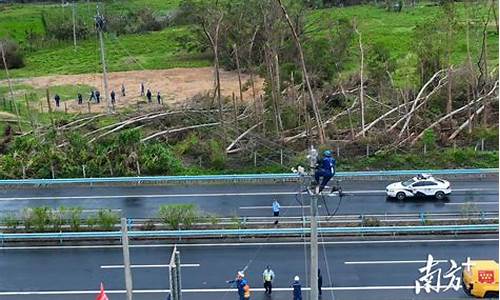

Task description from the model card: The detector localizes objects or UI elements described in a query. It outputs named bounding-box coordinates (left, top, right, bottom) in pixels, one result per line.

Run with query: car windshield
left=402, top=179, right=415, bottom=187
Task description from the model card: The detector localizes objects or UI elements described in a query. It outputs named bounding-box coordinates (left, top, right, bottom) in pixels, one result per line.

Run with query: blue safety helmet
left=323, top=150, right=333, bottom=157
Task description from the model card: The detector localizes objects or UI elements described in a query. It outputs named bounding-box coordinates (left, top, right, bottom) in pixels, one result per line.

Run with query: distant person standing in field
left=121, top=83, right=126, bottom=96
left=140, top=82, right=145, bottom=96
left=95, top=90, right=101, bottom=104
left=77, top=93, right=83, bottom=105
left=54, top=94, right=61, bottom=107
left=89, top=90, right=96, bottom=102
left=157, top=91, right=162, bottom=104
left=110, top=90, right=116, bottom=105
left=146, top=89, right=152, bottom=103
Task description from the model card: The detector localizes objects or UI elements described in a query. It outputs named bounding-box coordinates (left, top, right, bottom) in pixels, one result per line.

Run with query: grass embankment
left=309, top=3, right=498, bottom=85
left=0, top=2, right=497, bottom=79
left=0, top=0, right=209, bottom=79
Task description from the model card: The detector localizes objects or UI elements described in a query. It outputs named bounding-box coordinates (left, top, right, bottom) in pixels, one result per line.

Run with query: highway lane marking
left=445, top=202, right=498, bottom=205
left=240, top=205, right=313, bottom=209
left=0, top=285, right=447, bottom=295
left=0, top=188, right=496, bottom=201
left=101, top=263, right=200, bottom=269
left=1, top=238, right=497, bottom=250
left=345, top=260, right=448, bottom=265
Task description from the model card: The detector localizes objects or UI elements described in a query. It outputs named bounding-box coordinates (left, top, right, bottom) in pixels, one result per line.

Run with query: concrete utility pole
left=95, top=5, right=112, bottom=114
left=121, top=218, right=133, bottom=300
left=308, top=145, right=319, bottom=300
left=0, top=42, right=22, bottom=133
left=169, top=246, right=182, bottom=300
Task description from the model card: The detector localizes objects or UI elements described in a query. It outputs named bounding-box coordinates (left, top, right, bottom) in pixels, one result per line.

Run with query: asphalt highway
left=0, top=235, right=498, bottom=300
left=0, top=179, right=498, bottom=218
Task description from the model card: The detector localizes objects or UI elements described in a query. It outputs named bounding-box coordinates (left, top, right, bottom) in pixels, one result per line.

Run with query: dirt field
left=15, top=67, right=264, bottom=114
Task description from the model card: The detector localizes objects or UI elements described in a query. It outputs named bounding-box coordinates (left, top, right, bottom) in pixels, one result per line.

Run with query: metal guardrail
left=0, top=224, right=497, bottom=242
left=2, top=212, right=498, bottom=232
left=0, top=168, right=497, bottom=186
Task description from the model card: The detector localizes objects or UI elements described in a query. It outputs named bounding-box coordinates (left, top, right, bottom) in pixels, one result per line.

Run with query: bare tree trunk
left=232, top=92, right=239, bottom=134
left=274, top=53, right=283, bottom=133
left=411, top=81, right=498, bottom=144
left=233, top=44, right=244, bottom=103
left=276, top=0, right=325, bottom=144
left=477, top=6, right=491, bottom=92
left=449, top=105, right=485, bottom=140
left=491, top=0, right=499, bottom=34
left=397, top=70, right=446, bottom=136
left=202, top=14, right=225, bottom=142
left=247, top=26, right=260, bottom=120
left=1, top=42, right=23, bottom=133
left=354, top=22, right=366, bottom=137
left=265, top=47, right=282, bottom=136
left=446, top=17, right=453, bottom=118
left=465, top=1, right=475, bottom=133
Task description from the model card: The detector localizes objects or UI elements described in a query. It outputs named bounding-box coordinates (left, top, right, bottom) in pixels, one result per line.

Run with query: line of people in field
left=226, top=267, right=324, bottom=300
left=52, top=82, right=163, bottom=108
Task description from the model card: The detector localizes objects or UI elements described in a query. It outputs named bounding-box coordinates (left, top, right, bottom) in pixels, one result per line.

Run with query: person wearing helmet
left=226, top=271, right=248, bottom=300
left=291, top=275, right=302, bottom=300
left=314, top=150, right=336, bottom=192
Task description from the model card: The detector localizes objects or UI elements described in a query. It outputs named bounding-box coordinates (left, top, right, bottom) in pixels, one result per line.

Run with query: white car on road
left=386, top=174, right=451, bottom=200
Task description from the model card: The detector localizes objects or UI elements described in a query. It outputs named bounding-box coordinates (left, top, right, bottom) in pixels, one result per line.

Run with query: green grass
left=0, top=0, right=182, bottom=42
left=340, top=148, right=499, bottom=170
left=309, top=3, right=498, bottom=84
left=0, top=2, right=498, bottom=84
left=3, top=26, right=210, bottom=79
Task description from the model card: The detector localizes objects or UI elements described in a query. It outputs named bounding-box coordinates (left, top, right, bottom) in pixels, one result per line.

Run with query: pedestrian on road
left=54, top=94, right=60, bottom=107
left=95, top=90, right=101, bottom=104
left=140, top=82, right=145, bottom=96
left=157, top=91, right=162, bottom=104
left=262, top=265, right=275, bottom=295
left=89, top=90, right=96, bottom=102
left=226, top=271, right=248, bottom=300
left=110, top=90, right=116, bottom=105
left=121, top=83, right=126, bottom=96
left=291, top=276, right=302, bottom=300
left=318, top=269, right=323, bottom=297
left=146, top=89, right=152, bottom=103
left=77, top=92, right=83, bottom=105
left=272, top=199, right=280, bottom=225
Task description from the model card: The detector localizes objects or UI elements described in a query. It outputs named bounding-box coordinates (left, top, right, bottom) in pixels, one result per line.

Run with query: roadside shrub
left=41, top=11, right=90, bottom=41
left=95, top=209, right=119, bottom=230
left=86, top=214, right=98, bottom=229
left=229, top=215, right=243, bottom=229
left=361, top=216, right=381, bottom=227
left=204, top=214, right=220, bottom=226
left=158, top=204, right=199, bottom=230
left=51, top=206, right=67, bottom=231
left=141, top=143, right=184, bottom=175
left=68, top=207, right=83, bottom=231
left=2, top=214, right=19, bottom=230
left=21, top=208, right=33, bottom=231
left=0, top=39, right=24, bottom=69
left=106, top=8, right=169, bottom=35
left=208, top=139, right=225, bottom=170
left=32, top=207, right=52, bottom=232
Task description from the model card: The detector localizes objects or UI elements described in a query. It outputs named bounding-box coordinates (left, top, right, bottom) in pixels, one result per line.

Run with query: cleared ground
left=7, top=67, right=264, bottom=113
